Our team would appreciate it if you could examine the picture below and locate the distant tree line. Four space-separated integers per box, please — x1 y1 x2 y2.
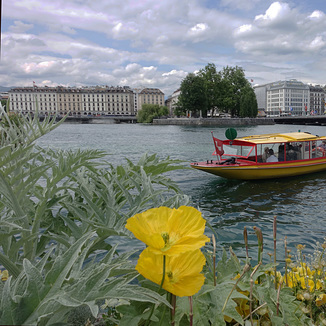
175 63 258 118
137 104 169 123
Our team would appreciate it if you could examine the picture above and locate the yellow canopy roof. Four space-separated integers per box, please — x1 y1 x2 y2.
237 132 326 144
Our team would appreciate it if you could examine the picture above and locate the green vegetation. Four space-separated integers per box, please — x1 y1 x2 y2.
0 107 187 325
137 103 169 123
0 107 326 325
176 63 258 118
0 100 7 111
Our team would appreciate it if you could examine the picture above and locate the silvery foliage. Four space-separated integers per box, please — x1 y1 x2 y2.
0 106 188 325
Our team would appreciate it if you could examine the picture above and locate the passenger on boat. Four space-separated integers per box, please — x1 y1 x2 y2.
262 147 270 162
286 144 297 161
278 145 285 161
320 140 326 150
312 141 317 158
266 149 278 162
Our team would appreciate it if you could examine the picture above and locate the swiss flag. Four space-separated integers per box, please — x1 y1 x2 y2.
213 136 224 157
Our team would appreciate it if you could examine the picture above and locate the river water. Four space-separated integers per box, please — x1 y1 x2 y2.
36 122 326 262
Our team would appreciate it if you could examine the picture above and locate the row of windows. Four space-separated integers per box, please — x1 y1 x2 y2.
15 103 131 110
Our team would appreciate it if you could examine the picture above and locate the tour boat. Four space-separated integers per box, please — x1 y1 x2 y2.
190 130 326 180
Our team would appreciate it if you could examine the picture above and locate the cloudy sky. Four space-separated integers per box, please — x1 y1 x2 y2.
1 0 326 96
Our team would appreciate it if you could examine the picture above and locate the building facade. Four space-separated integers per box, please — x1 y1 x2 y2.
309 85 325 115
9 86 165 117
165 88 180 116
254 80 313 117
138 88 165 108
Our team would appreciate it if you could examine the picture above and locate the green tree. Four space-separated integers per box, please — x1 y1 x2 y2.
177 73 208 117
198 63 221 114
176 64 257 118
137 104 168 123
239 85 258 118
218 66 251 117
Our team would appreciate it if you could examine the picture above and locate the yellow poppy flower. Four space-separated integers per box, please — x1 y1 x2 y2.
136 247 206 297
126 206 210 256
316 294 326 306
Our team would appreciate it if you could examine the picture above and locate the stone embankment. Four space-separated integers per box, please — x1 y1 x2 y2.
153 117 274 126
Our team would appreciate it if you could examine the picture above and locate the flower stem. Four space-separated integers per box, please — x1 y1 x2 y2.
273 215 277 289
212 234 216 286
145 255 166 326
189 296 193 326
243 227 249 259
284 236 288 287
171 294 176 326
222 263 251 312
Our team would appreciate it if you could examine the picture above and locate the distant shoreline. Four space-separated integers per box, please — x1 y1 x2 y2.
152 117 274 126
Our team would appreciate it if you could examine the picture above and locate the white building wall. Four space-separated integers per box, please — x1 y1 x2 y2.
255 80 310 117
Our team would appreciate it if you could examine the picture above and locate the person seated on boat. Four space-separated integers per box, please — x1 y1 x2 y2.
320 140 326 150
312 141 317 158
266 149 278 162
286 143 297 161
262 147 270 162
278 145 285 161
290 143 301 160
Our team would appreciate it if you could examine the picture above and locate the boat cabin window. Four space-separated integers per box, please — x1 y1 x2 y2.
223 139 326 163
312 140 326 158
257 144 279 162
223 143 255 158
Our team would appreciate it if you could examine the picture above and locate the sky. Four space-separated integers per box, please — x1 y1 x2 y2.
1 0 326 96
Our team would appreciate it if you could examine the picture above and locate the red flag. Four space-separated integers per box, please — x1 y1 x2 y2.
213 136 224 157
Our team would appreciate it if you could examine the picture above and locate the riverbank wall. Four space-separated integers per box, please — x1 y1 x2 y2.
152 117 275 126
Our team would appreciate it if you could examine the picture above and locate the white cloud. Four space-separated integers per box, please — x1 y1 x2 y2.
309 36 325 49
9 21 33 33
189 23 209 35
2 0 326 95
235 24 252 35
309 10 324 19
255 2 288 21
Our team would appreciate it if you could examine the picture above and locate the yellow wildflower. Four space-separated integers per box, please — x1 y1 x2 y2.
0 270 8 281
235 298 250 318
297 292 304 301
224 315 233 323
126 206 210 256
316 280 324 290
316 294 326 307
286 274 298 288
136 247 206 297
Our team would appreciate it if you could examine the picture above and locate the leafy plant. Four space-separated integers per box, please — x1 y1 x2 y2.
0 106 188 325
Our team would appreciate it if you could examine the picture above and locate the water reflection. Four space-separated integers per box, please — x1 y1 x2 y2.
193 170 326 260
37 122 326 263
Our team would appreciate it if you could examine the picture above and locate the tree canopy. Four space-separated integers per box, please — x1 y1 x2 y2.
137 104 169 123
176 63 258 118
176 73 208 117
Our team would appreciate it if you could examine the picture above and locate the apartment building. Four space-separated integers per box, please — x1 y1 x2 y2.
309 85 325 115
165 88 180 116
9 86 165 116
254 80 312 117
138 88 165 108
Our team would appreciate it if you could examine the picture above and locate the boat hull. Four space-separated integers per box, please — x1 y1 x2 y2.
190 158 326 180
